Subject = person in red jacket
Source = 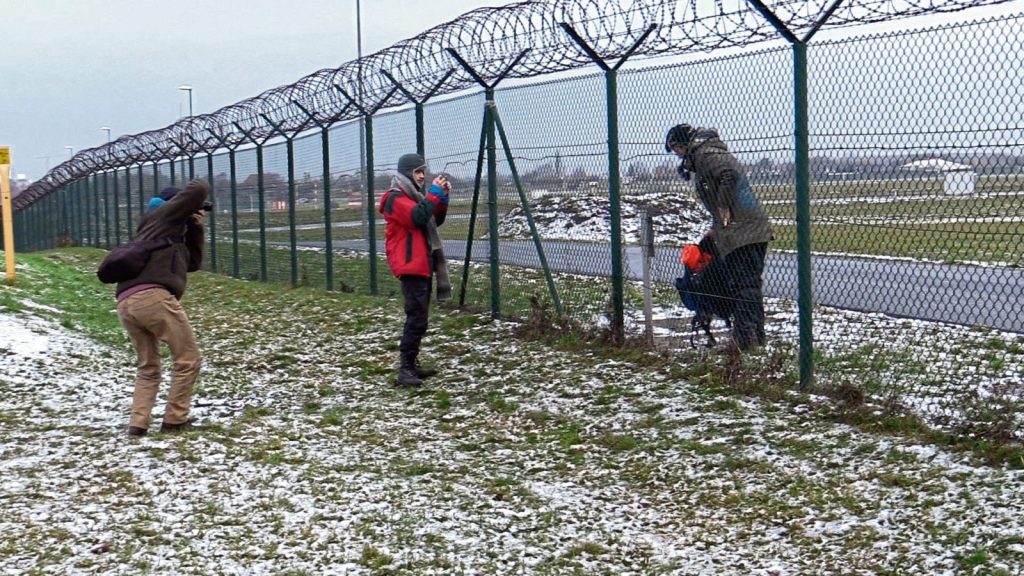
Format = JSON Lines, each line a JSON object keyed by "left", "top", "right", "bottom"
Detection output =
{"left": 379, "top": 153, "right": 451, "bottom": 386}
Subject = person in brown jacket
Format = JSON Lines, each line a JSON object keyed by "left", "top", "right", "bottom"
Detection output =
{"left": 116, "top": 179, "right": 209, "bottom": 436}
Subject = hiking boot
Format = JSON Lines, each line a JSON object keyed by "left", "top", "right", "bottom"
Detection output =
{"left": 159, "top": 418, "right": 199, "bottom": 434}
{"left": 414, "top": 363, "right": 437, "bottom": 379}
{"left": 396, "top": 367, "right": 424, "bottom": 387}
{"left": 127, "top": 426, "right": 148, "bottom": 438}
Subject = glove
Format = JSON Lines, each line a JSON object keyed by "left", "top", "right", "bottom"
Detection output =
{"left": 426, "top": 183, "right": 449, "bottom": 207}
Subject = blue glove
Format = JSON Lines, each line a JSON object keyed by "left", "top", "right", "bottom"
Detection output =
{"left": 427, "top": 183, "right": 449, "bottom": 207}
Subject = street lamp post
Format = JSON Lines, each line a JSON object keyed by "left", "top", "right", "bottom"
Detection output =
{"left": 357, "top": 0, "right": 367, "bottom": 238}
{"left": 179, "top": 85, "right": 193, "bottom": 117}
{"left": 100, "top": 127, "right": 111, "bottom": 143}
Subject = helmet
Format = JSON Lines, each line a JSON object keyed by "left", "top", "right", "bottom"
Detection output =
{"left": 665, "top": 124, "right": 694, "bottom": 153}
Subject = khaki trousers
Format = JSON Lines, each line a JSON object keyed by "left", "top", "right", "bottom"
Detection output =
{"left": 117, "top": 288, "right": 201, "bottom": 429}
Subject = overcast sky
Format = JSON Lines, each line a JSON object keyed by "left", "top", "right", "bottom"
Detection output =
{"left": 1, "top": 0, "right": 496, "bottom": 180}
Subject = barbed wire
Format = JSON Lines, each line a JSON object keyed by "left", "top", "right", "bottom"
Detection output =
{"left": 15, "top": 0, "right": 1011, "bottom": 209}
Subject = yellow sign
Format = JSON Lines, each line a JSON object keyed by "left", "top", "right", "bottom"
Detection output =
{"left": 1, "top": 146, "right": 14, "bottom": 283}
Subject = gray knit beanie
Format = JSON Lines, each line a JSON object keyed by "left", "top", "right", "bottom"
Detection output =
{"left": 397, "top": 153, "right": 427, "bottom": 185}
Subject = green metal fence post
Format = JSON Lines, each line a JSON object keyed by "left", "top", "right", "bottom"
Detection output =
{"left": 37, "top": 199, "right": 43, "bottom": 249}
{"left": 82, "top": 176, "right": 88, "bottom": 246}
{"left": 447, "top": 49, "right": 530, "bottom": 317}
{"left": 112, "top": 167, "right": 121, "bottom": 245}
{"left": 30, "top": 199, "right": 37, "bottom": 250}
{"left": 25, "top": 203, "right": 33, "bottom": 251}
{"left": 34, "top": 200, "right": 41, "bottom": 249}
{"left": 321, "top": 127, "right": 334, "bottom": 290}
{"left": 207, "top": 151, "right": 217, "bottom": 273}
{"left": 75, "top": 180, "right": 82, "bottom": 245}
{"left": 64, "top": 182, "right": 72, "bottom": 245}
{"left": 92, "top": 173, "right": 100, "bottom": 246}
{"left": 12, "top": 210, "right": 21, "bottom": 252}
{"left": 136, "top": 162, "right": 144, "bottom": 220}
{"left": 259, "top": 115, "right": 300, "bottom": 287}
{"left": 291, "top": 100, "right": 343, "bottom": 292}
{"left": 560, "top": 23, "right": 656, "bottom": 343}
{"left": 152, "top": 161, "right": 160, "bottom": 201}
{"left": 458, "top": 110, "right": 488, "bottom": 307}
{"left": 102, "top": 171, "right": 111, "bottom": 248}
{"left": 745, "top": 0, "right": 840, "bottom": 390}
{"left": 492, "top": 106, "right": 564, "bottom": 317}
{"left": 53, "top": 193, "right": 59, "bottom": 247}
{"left": 257, "top": 142, "right": 268, "bottom": 282}
{"left": 233, "top": 123, "right": 269, "bottom": 282}
{"left": 287, "top": 138, "right": 297, "bottom": 286}
{"left": 484, "top": 91, "right": 499, "bottom": 315}
{"left": 92, "top": 173, "right": 101, "bottom": 247}
{"left": 68, "top": 181, "right": 77, "bottom": 244}
{"left": 793, "top": 41, "right": 814, "bottom": 390}
{"left": 43, "top": 196, "right": 51, "bottom": 249}
{"left": 184, "top": 133, "right": 218, "bottom": 273}
{"left": 124, "top": 166, "right": 133, "bottom": 236}
{"left": 82, "top": 177, "right": 89, "bottom": 246}
{"left": 229, "top": 150, "right": 239, "bottom": 278}
{"left": 334, "top": 83, "right": 400, "bottom": 296}
{"left": 170, "top": 156, "right": 176, "bottom": 187}
{"left": 365, "top": 115, "right": 377, "bottom": 295}
{"left": 211, "top": 132, "right": 241, "bottom": 278}
{"left": 382, "top": 69, "right": 454, "bottom": 158}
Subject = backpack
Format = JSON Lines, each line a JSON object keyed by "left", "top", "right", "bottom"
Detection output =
{"left": 96, "top": 236, "right": 184, "bottom": 284}
{"left": 674, "top": 236, "right": 734, "bottom": 347}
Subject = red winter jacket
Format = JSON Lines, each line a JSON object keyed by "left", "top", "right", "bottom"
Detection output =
{"left": 379, "top": 186, "right": 447, "bottom": 278}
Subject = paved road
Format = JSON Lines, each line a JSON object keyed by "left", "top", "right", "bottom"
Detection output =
{"left": 305, "top": 238, "right": 1023, "bottom": 333}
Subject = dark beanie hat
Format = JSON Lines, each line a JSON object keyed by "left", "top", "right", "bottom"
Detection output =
{"left": 158, "top": 187, "right": 181, "bottom": 201}
{"left": 397, "top": 153, "right": 426, "bottom": 183}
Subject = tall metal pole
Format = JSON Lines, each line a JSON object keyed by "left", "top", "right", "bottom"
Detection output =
{"left": 357, "top": 0, "right": 367, "bottom": 241}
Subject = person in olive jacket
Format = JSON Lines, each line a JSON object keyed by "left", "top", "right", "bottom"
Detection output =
{"left": 666, "top": 124, "right": 773, "bottom": 350}
{"left": 116, "top": 179, "right": 208, "bottom": 436}
{"left": 379, "top": 153, "right": 451, "bottom": 387}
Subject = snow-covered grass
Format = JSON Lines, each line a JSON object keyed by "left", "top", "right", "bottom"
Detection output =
{"left": 488, "top": 186, "right": 1024, "bottom": 440}
{"left": 627, "top": 282, "right": 1024, "bottom": 445}
{"left": 1, "top": 249, "right": 1023, "bottom": 575}
{"left": 499, "top": 189, "right": 711, "bottom": 245}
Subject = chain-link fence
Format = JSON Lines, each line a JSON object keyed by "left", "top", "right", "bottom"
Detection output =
{"left": 6, "top": 1, "right": 1023, "bottom": 441}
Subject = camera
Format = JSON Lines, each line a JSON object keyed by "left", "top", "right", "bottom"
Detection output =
{"left": 200, "top": 201, "right": 213, "bottom": 212}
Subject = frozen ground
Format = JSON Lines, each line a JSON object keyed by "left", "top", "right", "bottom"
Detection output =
{"left": 1, "top": 253, "right": 1023, "bottom": 575}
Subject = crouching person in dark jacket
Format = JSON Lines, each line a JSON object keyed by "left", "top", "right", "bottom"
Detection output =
{"left": 379, "top": 153, "right": 451, "bottom": 387}
{"left": 666, "top": 124, "right": 773, "bottom": 351}
{"left": 117, "top": 179, "right": 209, "bottom": 436}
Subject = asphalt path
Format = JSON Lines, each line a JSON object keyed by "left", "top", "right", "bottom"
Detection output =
{"left": 304, "top": 238, "right": 1023, "bottom": 333}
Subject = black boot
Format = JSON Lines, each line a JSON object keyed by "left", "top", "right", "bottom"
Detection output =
{"left": 397, "top": 356, "right": 423, "bottom": 387}
{"left": 414, "top": 360, "right": 437, "bottom": 379}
